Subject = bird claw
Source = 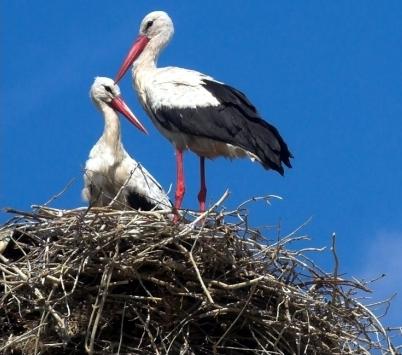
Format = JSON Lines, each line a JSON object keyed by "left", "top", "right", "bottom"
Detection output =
{"left": 172, "top": 207, "right": 183, "bottom": 224}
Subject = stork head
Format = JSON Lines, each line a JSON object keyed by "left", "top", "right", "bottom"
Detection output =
{"left": 139, "top": 11, "right": 174, "bottom": 39}
{"left": 90, "top": 77, "right": 148, "bottom": 134}
{"left": 115, "top": 11, "right": 174, "bottom": 83}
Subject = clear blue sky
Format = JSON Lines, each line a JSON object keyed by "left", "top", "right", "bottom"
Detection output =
{"left": 1, "top": 1, "right": 402, "bottom": 335}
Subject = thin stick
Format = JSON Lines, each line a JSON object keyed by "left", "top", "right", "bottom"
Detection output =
{"left": 117, "top": 301, "right": 127, "bottom": 354}
{"left": 108, "top": 170, "right": 135, "bottom": 207}
{"left": 208, "top": 276, "right": 265, "bottom": 290}
{"left": 178, "top": 189, "right": 230, "bottom": 236}
{"left": 177, "top": 243, "right": 214, "bottom": 304}
{"left": 331, "top": 233, "right": 339, "bottom": 304}
{"left": 43, "top": 178, "right": 76, "bottom": 206}
{"left": 213, "top": 284, "right": 257, "bottom": 350}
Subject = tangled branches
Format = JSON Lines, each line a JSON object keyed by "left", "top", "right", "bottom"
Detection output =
{"left": 0, "top": 197, "right": 400, "bottom": 354}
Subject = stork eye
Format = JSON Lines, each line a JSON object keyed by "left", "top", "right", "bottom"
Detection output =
{"left": 145, "top": 20, "right": 153, "bottom": 31}
{"left": 103, "top": 85, "right": 113, "bottom": 94}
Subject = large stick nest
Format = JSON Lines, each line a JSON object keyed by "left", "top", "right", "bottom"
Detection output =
{"left": 0, "top": 195, "right": 400, "bottom": 354}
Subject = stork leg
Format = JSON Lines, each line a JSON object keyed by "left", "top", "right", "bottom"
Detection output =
{"left": 174, "top": 148, "right": 185, "bottom": 216}
{"left": 198, "top": 157, "right": 207, "bottom": 212}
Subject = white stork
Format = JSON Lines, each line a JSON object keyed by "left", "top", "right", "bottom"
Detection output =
{"left": 82, "top": 76, "right": 171, "bottom": 211}
{"left": 114, "top": 11, "right": 292, "bottom": 213}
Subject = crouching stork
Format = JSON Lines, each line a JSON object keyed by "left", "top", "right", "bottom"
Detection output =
{"left": 83, "top": 76, "right": 171, "bottom": 211}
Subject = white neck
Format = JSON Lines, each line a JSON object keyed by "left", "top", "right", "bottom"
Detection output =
{"left": 133, "top": 33, "right": 170, "bottom": 73}
{"left": 97, "top": 102, "right": 122, "bottom": 153}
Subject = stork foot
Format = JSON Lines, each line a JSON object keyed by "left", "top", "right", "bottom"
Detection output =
{"left": 172, "top": 208, "right": 182, "bottom": 224}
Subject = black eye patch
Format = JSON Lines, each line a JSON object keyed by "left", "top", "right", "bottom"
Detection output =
{"left": 145, "top": 20, "right": 153, "bottom": 31}
{"left": 103, "top": 85, "right": 113, "bottom": 94}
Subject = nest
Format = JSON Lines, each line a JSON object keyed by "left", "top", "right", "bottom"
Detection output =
{"left": 0, "top": 194, "right": 400, "bottom": 354}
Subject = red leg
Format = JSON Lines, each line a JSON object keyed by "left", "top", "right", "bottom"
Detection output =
{"left": 174, "top": 149, "right": 185, "bottom": 214}
{"left": 197, "top": 156, "right": 207, "bottom": 212}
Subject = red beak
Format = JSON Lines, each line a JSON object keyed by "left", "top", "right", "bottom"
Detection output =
{"left": 110, "top": 96, "right": 148, "bottom": 135}
{"left": 115, "top": 35, "right": 150, "bottom": 84}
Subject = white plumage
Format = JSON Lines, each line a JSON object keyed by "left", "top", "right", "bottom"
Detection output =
{"left": 82, "top": 77, "right": 171, "bottom": 210}
{"left": 135, "top": 68, "right": 221, "bottom": 110}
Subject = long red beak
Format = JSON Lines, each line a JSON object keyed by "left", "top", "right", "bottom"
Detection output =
{"left": 115, "top": 35, "right": 150, "bottom": 84}
{"left": 110, "top": 96, "right": 148, "bottom": 135}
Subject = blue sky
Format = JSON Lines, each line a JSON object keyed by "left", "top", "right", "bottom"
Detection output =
{"left": 1, "top": 0, "right": 402, "bottom": 336}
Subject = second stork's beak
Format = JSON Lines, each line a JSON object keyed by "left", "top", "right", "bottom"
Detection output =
{"left": 115, "top": 35, "right": 150, "bottom": 84}
{"left": 110, "top": 96, "right": 148, "bottom": 135}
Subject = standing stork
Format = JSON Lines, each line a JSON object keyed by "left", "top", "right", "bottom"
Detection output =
{"left": 115, "top": 11, "right": 292, "bottom": 213}
{"left": 82, "top": 76, "right": 171, "bottom": 211}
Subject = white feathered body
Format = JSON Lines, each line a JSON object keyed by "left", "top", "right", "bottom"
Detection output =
{"left": 82, "top": 101, "right": 171, "bottom": 210}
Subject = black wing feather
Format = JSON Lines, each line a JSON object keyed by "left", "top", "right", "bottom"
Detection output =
{"left": 126, "top": 191, "right": 157, "bottom": 211}
{"left": 154, "top": 79, "right": 292, "bottom": 175}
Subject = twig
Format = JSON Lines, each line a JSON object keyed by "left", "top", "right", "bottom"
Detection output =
{"left": 43, "top": 178, "right": 76, "bottom": 206}
{"left": 85, "top": 243, "right": 118, "bottom": 354}
{"left": 208, "top": 276, "right": 265, "bottom": 290}
{"left": 213, "top": 284, "right": 257, "bottom": 351}
{"left": 177, "top": 243, "right": 214, "bottom": 304}
{"left": 117, "top": 301, "right": 127, "bottom": 354}
{"left": 108, "top": 170, "right": 135, "bottom": 208}
{"left": 331, "top": 232, "right": 340, "bottom": 304}
{"left": 178, "top": 189, "right": 230, "bottom": 235}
